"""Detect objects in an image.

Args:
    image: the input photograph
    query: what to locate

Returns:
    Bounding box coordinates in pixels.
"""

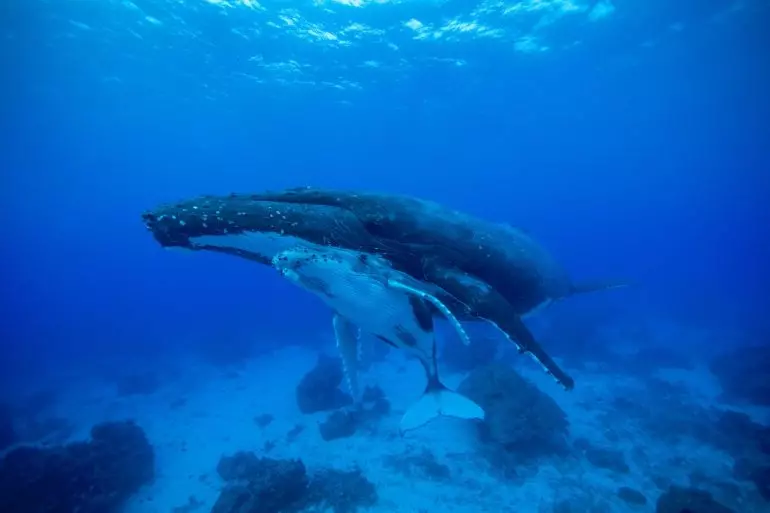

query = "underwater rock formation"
[710,344,770,406]
[213,457,308,513]
[317,385,390,442]
[319,411,357,441]
[695,409,770,501]
[360,385,390,418]
[307,467,378,513]
[296,355,353,414]
[253,413,274,429]
[613,382,770,502]
[711,410,770,458]
[213,452,377,513]
[0,420,154,513]
[610,380,748,449]
[172,495,204,513]
[617,486,647,506]
[458,363,568,465]
[217,451,267,481]
[750,465,770,502]
[577,441,630,474]
[654,485,735,513]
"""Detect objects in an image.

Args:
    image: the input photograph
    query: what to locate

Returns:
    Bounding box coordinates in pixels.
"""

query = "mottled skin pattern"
[142,187,622,390]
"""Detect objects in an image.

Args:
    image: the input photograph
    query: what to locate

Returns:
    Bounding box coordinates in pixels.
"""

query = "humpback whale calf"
[141,187,621,390]
[272,246,485,433]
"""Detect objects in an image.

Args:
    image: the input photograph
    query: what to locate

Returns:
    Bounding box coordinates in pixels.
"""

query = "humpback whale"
[272,246,485,433]
[141,187,620,390]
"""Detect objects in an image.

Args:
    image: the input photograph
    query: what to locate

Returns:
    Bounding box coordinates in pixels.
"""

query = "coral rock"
[296,355,352,414]
[617,486,647,506]
[655,485,735,513]
[212,453,377,513]
[458,363,569,459]
[319,411,357,441]
[0,420,154,513]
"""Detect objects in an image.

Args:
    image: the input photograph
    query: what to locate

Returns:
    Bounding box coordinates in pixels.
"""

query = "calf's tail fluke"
[400,381,485,434]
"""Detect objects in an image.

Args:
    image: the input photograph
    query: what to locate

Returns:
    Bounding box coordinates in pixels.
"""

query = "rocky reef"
[458,363,569,472]
[319,410,357,441]
[655,485,735,513]
[317,385,391,442]
[710,344,770,406]
[213,452,377,513]
[0,420,154,513]
[296,355,353,414]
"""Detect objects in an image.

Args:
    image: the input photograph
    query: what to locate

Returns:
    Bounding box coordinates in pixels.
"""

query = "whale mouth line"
[190,231,304,259]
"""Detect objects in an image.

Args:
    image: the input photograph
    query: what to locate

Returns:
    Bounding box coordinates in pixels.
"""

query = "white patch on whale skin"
[190,231,318,260]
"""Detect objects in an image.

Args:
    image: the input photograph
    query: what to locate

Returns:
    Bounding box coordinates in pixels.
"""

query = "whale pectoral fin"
[421,264,575,390]
[490,316,575,391]
[357,332,375,371]
[333,314,360,402]
[387,279,472,347]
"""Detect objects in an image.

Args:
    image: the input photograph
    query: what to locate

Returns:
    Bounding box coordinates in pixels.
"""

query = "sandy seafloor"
[49,333,770,513]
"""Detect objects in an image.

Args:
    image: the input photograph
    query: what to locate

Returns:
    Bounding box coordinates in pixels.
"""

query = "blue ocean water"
[1,0,769,512]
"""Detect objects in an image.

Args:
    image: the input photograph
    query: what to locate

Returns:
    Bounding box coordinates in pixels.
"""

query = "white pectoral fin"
[387,279,472,346]
[357,331,375,370]
[333,313,360,402]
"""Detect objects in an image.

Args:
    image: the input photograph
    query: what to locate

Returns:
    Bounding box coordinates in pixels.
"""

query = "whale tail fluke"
[399,380,485,433]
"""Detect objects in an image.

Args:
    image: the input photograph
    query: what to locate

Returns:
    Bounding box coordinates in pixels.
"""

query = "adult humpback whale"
[141,187,619,390]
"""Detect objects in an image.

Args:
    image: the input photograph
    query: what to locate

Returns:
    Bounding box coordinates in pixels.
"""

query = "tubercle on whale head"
[271,252,292,275]
[271,248,313,274]
[140,210,195,248]
[141,196,263,248]
[271,251,309,287]
[142,194,337,249]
